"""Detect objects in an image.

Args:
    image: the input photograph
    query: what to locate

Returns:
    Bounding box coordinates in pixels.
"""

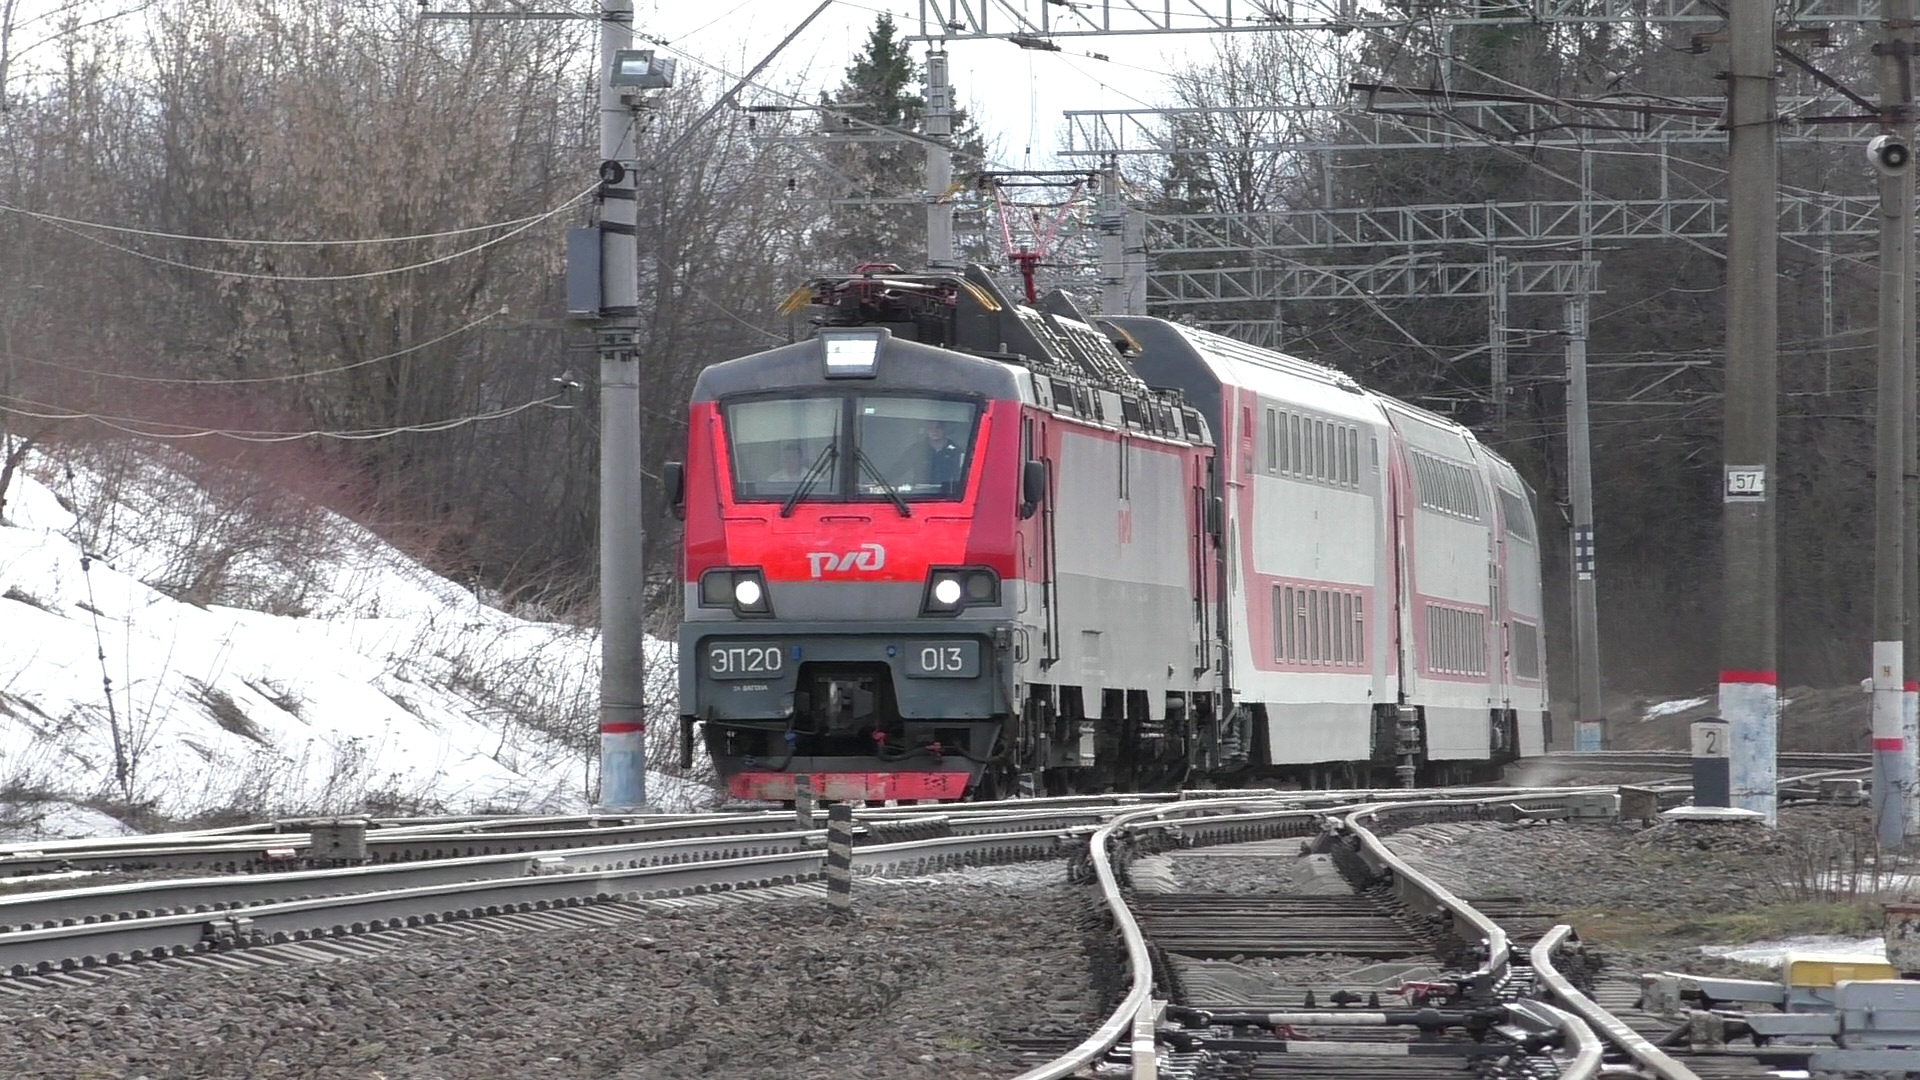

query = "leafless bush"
[2,585,51,613]
[1771,820,1920,904]
[186,679,268,745]
[0,740,69,837]
[0,431,40,527]
[397,615,717,811]
[51,441,341,614]
[245,677,304,718]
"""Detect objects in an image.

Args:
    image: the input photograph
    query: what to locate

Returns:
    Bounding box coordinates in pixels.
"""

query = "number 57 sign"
[1724,465,1767,502]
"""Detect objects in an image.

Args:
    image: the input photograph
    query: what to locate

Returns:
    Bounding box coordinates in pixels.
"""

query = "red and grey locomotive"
[667,265,1548,802]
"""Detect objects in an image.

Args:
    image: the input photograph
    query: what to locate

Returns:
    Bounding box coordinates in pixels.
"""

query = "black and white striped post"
[825,801,854,917]
[1691,718,1731,808]
[793,773,814,830]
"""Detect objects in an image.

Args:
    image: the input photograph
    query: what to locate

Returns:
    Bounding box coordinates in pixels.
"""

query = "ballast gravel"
[1143,804,1884,983]
[0,863,1109,1080]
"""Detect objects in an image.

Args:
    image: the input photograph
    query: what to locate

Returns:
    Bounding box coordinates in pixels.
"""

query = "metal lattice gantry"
[1149,191,1882,257]
[908,0,1880,42]
[1061,96,1876,157]
[1155,257,1593,305]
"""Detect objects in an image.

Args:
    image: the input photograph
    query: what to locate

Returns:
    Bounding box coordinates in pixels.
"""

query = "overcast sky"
[635,0,1216,172]
[2,1,1219,170]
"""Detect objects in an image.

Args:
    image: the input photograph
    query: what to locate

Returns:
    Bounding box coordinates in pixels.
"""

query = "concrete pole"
[1721,0,1780,825]
[597,0,647,810]
[1490,249,1509,436]
[1100,155,1126,315]
[1872,0,1914,843]
[1122,203,1147,315]
[925,49,954,267]
[1900,4,1920,831]
[1566,286,1604,752]
[1906,163,1920,833]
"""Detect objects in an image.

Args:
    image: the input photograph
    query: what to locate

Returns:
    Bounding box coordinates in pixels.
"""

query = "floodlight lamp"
[611,50,676,89]
[821,330,884,378]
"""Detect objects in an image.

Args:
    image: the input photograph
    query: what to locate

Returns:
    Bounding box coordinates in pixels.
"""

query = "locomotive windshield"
[725,394,980,504]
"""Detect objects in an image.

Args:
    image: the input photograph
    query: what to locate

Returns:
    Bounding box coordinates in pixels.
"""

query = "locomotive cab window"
[725,397,845,500]
[723,393,980,504]
[855,396,978,498]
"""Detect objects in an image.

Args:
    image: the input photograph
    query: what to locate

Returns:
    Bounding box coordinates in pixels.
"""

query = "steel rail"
[0,830,824,931]
[0,825,1076,977]
[1508,999,1605,1080]
[1531,750,1869,770]
[1532,924,1704,1080]
[1007,800,1173,1080]
[1008,790,1624,1080]
[1340,797,1516,979]
[0,804,1129,933]
[1002,793,1520,1079]
[0,785,1579,874]
[0,812,817,875]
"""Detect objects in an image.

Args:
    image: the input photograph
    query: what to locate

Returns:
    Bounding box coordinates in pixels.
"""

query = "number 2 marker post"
[1691,718,1730,808]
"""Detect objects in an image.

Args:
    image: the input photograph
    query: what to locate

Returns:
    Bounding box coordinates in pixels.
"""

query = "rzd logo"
[807,542,885,578]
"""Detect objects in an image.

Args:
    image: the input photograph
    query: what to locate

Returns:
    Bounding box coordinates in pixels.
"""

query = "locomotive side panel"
[1035,421,1210,711]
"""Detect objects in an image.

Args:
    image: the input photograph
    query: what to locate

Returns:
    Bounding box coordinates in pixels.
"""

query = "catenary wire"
[14,309,506,386]
[0,392,570,443]
[0,199,590,248]
[20,183,599,283]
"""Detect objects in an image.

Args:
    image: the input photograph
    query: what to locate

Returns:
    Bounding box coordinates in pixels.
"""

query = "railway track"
[0,787,1593,988]
[1526,750,1868,773]
[0,784,1864,1077]
[0,786,1544,876]
[1004,791,1808,1080]
[0,801,1138,876]
[0,818,1096,981]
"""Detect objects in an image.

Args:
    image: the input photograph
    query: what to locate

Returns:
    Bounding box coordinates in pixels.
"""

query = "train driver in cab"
[766,442,809,486]
[915,420,963,490]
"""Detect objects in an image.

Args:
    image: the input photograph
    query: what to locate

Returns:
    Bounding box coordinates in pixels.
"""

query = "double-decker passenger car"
[667,265,1547,801]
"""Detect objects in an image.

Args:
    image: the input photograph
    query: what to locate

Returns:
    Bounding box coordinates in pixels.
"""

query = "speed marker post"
[824,801,854,918]
[1691,718,1731,808]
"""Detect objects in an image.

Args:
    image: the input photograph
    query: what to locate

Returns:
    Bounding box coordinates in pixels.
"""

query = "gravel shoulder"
[0,863,1108,1080]
[1389,804,1888,977]
[1144,805,1888,985]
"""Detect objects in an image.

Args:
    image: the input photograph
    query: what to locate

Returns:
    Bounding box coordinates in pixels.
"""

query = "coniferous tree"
[807,14,988,271]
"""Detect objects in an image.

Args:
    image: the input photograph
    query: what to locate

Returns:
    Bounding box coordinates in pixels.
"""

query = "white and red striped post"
[1873,644,1905,847]
[1722,672,1776,825]
[1904,681,1918,831]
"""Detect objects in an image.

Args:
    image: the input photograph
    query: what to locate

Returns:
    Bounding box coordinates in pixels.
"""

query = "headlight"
[734,578,763,607]
[922,566,998,615]
[699,568,772,616]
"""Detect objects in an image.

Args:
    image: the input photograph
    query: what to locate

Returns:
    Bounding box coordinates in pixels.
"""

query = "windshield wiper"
[855,446,913,518]
[780,443,838,518]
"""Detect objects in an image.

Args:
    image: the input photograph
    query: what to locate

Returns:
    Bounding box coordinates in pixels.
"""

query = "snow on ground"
[0,446,699,832]
[1642,696,1710,722]
[1699,935,1887,967]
